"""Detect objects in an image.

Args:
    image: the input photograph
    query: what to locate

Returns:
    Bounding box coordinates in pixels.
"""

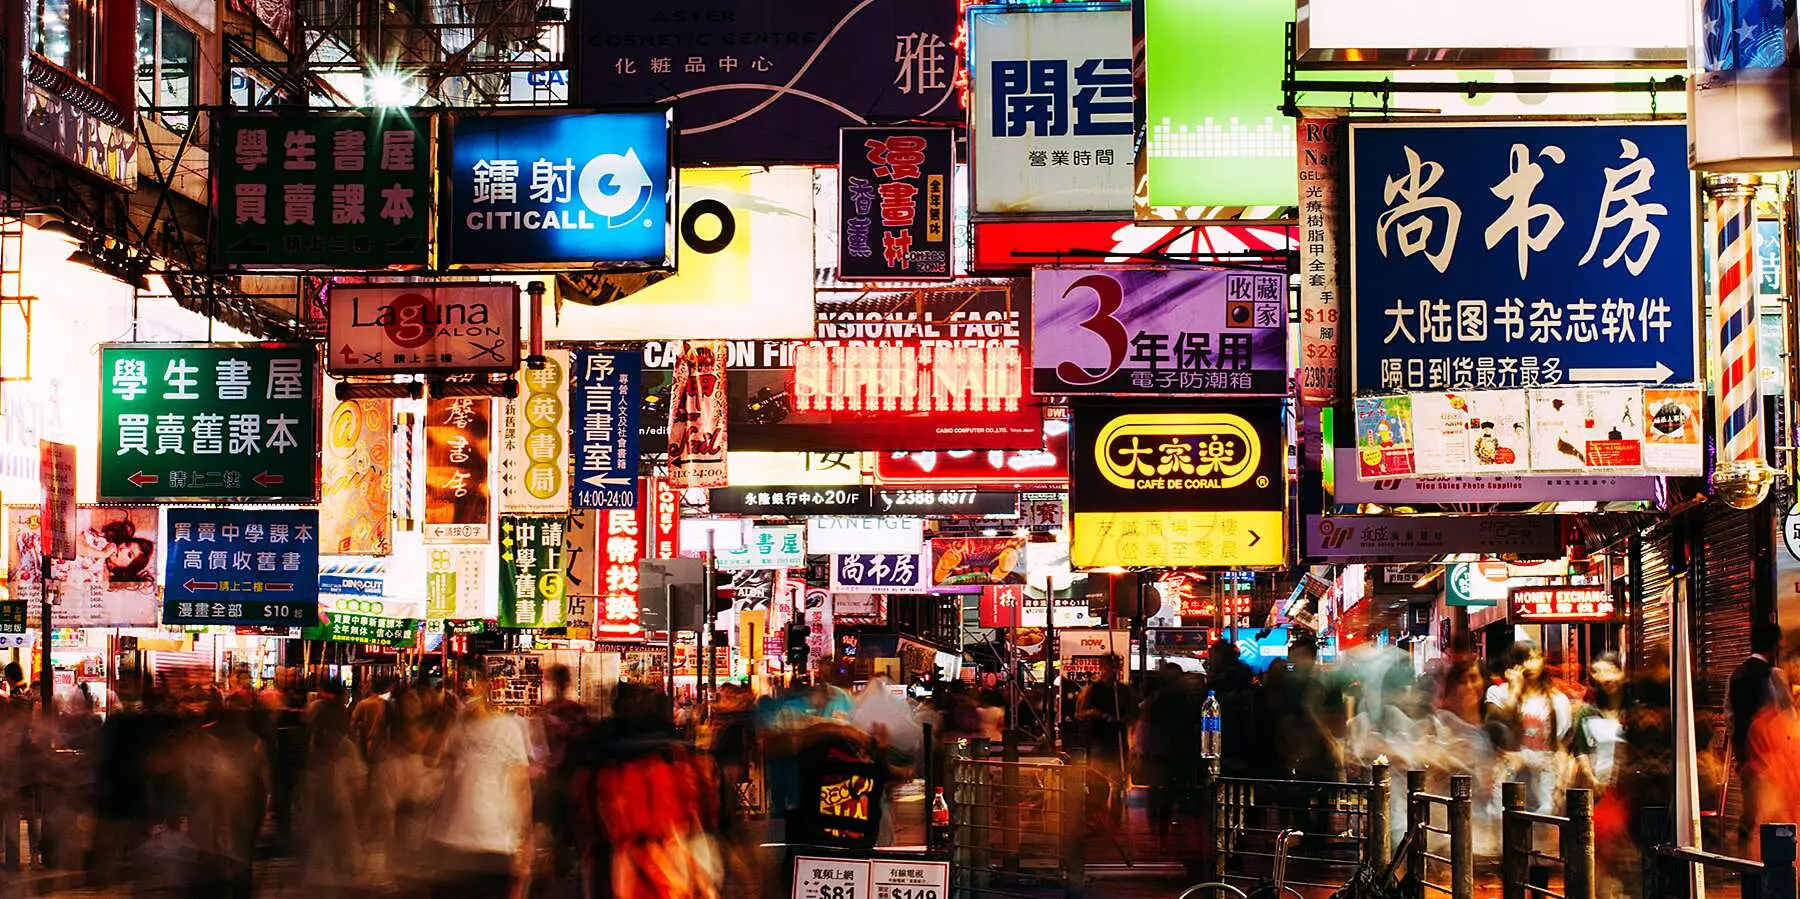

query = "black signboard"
[709,486,1020,517]
[837,126,955,280]
[0,601,24,634]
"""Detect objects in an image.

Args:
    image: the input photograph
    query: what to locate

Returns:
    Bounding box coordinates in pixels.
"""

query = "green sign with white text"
[1139,0,1296,209]
[303,611,419,647]
[99,344,320,502]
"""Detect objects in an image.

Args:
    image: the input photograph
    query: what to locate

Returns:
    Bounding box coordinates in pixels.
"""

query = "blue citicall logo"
[578,148,657,229]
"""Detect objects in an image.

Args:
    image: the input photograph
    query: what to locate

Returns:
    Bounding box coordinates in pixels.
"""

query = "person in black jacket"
[1728,621,1790,849]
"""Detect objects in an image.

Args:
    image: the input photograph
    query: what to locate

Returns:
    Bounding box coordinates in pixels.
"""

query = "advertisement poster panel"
[929,536,1025,586]
[423,396,491,543]
[668,341,729,489]
[58,506,160,627]
[320,397,392,554]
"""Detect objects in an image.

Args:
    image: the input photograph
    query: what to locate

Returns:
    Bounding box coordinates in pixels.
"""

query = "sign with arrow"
[1069,401,1287,568]
[162,508,320,626]
[498,516,569,629]
[569,348,641,509]
[99,343,320,502]
[326,282,519,375]
[1347,120,1696,392]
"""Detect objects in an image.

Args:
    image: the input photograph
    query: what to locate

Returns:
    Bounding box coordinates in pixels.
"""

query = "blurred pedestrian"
[425,670,533,899]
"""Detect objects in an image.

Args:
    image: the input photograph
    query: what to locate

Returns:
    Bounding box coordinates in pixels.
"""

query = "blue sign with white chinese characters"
[444,111,675,267]
[163,508,320,626]
[570,348,641,509]
[1348,120,1697,392]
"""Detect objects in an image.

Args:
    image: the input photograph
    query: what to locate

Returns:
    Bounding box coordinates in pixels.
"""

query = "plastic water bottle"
[1201,690,1222,758]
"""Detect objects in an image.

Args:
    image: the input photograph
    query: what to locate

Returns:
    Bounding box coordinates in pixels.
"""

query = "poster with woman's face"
[61,506,159,627]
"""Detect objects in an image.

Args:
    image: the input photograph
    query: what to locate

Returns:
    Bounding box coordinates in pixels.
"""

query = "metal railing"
[1405,771,1474,899]
[1656,823,1798,899]
[1199,759,1391,891]
[1501,782,1595,899]
[949,753,1085,899]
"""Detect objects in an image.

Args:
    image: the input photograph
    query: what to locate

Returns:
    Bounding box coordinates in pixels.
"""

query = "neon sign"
[1508,585,1615,623]
[791,343,1022,414]
[595,508,645,640]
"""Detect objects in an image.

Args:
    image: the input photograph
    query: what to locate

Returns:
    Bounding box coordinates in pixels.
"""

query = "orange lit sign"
[791,343,1023,414]
[1508,585,1615,623]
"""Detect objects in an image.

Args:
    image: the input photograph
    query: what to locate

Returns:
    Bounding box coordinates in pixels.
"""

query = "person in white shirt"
[427,670,533,899]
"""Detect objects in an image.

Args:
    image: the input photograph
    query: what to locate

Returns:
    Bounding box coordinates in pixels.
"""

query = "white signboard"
[714,525,805,571]
[871,859,951,899]
[789,856,949,899]
[969,6,1135,215]
[806,516,924,555]
[792,856,871,899]
[327,283,519,374]
[1298,0,1685,64]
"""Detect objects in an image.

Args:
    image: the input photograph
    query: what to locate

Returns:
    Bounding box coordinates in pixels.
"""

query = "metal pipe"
[1501,782,1528,899]
[1369,762,1391,867]
[1407,770,1427,899]
[1450,775,1474,899]
[1562,789,1594,899]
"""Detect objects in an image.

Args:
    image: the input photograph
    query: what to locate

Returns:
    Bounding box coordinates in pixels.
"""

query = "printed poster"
[668,340,728,489]
[498,349,571,514]
[1353,395,1415,479]
[1529,387,1643,471]
[425,544,485,620]
[59,506,159,627]
[930,536,1025,586]
[6,506,47,605]
[424,396,491,543]
[499,516,568,629]
[1643,387,1705,473]
[1462,390,1530,472]
[320,396,393,555]
[1409,393,1470,475]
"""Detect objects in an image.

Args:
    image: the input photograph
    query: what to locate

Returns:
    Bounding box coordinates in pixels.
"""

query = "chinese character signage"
[1329,449,1661,503]
[215,113,430,268]
[972,220,1297,273]
[930,536,1026,586]
[443,111,675,268]
[668,341,728,489]
[424,396,491,543]
[969,6,1133,215]
[0,601,22,634]
[307,573,419,647]
[1348,120,1697,391]
[716,525,805,571]
[6,506,45,605]
[327,283,519,375]
[1139,0,1296,209]
[710,487,875,516]
[425,544,485,620]
[499,516,567,628]
[578,0,959,165]
[838,126,953,280]
[163,508,320,626]
[831,551,929,594]
[100,344,320,502]
[39,440,75,559]
[1305,514,1563,561]
[1070,403,1287,569]
[498,350,571,514]
[320,397,393,555]
[877,424,1067,487]
[1032,268,1287,396]
[597,508,645,639]
[60,507,160,627]
[1509,585,1616,623]
[1298,118,1345,406]
[570,348,641,508]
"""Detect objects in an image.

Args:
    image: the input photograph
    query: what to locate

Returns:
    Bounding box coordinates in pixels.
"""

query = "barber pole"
[1707,175,1774,508]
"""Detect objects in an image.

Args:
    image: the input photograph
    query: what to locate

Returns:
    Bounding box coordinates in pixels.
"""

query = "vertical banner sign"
[597,507,646,640]
[1347,121,1697,392]
[163,508,320,626]
[498,516,568,628]
[425,544,484,620]
[563,509,602,639]
[837,126,955,280]
[1298,118,1344,406]
[968,5,1135,215]
[320,397,393,555]
[570,348,642,508]
[499,349,572,513]
[38,440,75,559]
[1031,268,1288,396]
[60,507,160,626]
[7,506,45,605]
[424,396,491,542]
[99,344,320,501]
[647,477,681,559]
[668,341,728,488]
[215,114,431,268]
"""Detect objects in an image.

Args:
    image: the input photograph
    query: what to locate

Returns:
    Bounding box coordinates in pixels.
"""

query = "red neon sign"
[791,343,1022,413]
[648,477,681,560]
[1508,585,1615,623]
[595,508,645,640]
[878,424,1067,487]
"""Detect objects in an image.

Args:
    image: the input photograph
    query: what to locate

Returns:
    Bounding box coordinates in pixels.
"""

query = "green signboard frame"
[98,343,322,502]
[214,112,434,269]
[303,612,419,647]
[499,515,569,629]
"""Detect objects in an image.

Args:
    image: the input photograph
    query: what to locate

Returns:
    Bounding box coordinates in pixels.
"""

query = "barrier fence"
[1199,760,1389,891]
[1406,771,1474,899]
[948,753,1085,899]
[1500,782,1594,899]
[1657,824,1798,899]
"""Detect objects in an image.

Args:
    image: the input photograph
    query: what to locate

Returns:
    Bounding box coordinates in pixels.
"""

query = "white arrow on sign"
[1566,361,1673,383]
[583,475,633,488]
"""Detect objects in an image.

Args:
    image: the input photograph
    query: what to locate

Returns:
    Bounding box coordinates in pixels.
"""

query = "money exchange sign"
[163,508,320,626]
[100,344,319,502]
[1348,120,1696,391]
[499,516,567,629]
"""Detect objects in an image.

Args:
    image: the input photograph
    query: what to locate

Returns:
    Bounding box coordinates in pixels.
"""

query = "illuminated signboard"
[971,220,1296,273]
[791,343,1021,413]
[597,508,645,640]
[877,422,1068,487]
[646,477,680,560]
[1508,585,1616,623]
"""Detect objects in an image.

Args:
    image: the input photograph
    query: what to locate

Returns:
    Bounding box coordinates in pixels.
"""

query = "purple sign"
[1330,450,1662,504]
[1305,514,1564,562]
[1031,268,1288,396]
[838,126,955,280]
[577,0,959,165]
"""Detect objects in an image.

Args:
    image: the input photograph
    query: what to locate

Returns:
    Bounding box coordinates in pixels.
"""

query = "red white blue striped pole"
[1707,174,1774,509]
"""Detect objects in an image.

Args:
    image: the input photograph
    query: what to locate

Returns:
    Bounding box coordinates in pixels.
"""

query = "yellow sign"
[1093,413,1266,492]
[1071,511,1286,568]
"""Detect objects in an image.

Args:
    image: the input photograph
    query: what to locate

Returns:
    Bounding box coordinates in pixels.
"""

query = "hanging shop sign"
[498,350,571,514]
[498,516,568,629]
[806,517,924,556]
[597,507,647,640]
[1295,0,1684,66]
[971,220,1297,272]
[578,0,958,165]
[163,508,320,626]
[561,508,600,639]
[729,452,865,486]
[1023,492,1067,532]
[326,283,519,374]
[99,344,320,502]
[930,536,1025,587]
[1138,0,1296,210]
[1444,562,1498,608]
[307,573,418,647]
[668,341,729,488]
[877,424,1067,487]
[1348,120,1697,392]
[57,506,160,627]
[647,477,680,559]
[968,5,1133,216]
[320,397,393,555]
[425,544,485,620]
[569,348,641,509]
[1350,386,1705,479]
[978,584,1026,628]
[20,82,138,188]
[1304,514,1564,561]
[423,396,492,542]
[443,110,676,268]
[1508,584,1617,623]
[1031,268,1287,396]
[6,506,45,605]
[710,486,874,516]
[1329,450,1662,503]
[214,113,431,268]
[0,601,22,634]
[715,525,806,571]
[39,441,75,560]
[837,126,955,280]
[1298,117,1345,406]
[1070,403,1287,569]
